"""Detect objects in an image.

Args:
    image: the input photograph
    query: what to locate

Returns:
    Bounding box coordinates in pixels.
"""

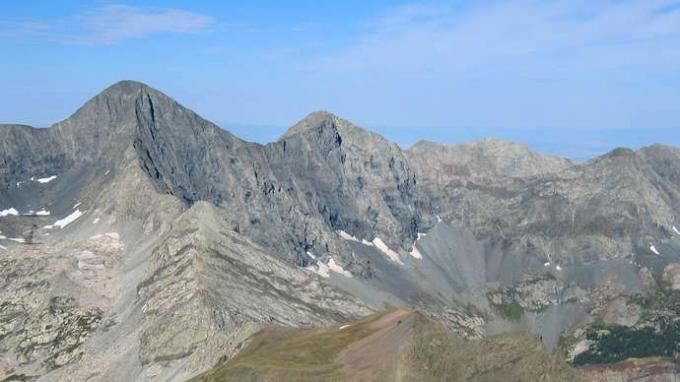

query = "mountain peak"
[280,110,341,139]
[106,79,151,91]
[95,80,167,103]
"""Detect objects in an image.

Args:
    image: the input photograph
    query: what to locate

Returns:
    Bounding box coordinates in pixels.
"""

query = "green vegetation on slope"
[573,322,680,365]
[194,312,383,382]
[493,302,525,321]
[193,309,578,382]
[573,289,680,366]
[403,327,579,381]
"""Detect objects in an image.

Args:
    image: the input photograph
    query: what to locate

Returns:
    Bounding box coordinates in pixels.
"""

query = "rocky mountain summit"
[1,81,680,381]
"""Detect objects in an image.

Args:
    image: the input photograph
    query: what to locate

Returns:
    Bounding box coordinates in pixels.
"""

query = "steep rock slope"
[0,82,374,381]
[408,141,680,268]
[267,111,420,260]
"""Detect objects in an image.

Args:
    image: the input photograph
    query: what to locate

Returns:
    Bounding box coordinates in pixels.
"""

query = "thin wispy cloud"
[0,3,214,44]
[291,0,680,131]
[311,1,680,77]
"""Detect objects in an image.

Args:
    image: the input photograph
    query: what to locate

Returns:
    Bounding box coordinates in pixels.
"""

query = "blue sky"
[1,1,679,160]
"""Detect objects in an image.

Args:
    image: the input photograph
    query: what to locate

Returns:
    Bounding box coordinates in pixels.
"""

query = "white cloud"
[0,4,214,45]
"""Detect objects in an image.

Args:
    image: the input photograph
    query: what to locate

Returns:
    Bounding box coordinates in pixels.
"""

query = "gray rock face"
[267,111,420,254]
[2,80,680,380]
[409,139,680,267]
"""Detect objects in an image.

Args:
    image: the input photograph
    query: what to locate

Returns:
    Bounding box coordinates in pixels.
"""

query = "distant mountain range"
[1,81,680,381]
[219,122,680,163]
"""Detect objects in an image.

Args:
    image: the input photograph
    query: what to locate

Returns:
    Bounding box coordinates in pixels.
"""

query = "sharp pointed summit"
[280,110,345,140]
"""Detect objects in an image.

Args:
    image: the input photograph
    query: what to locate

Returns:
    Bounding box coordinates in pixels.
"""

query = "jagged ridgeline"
[1,81,680,381]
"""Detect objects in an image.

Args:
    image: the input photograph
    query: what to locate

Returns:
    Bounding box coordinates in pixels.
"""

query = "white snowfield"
[338,230,359,242]
[650,245,660,255]
[306,254,352,278]
[8,238,25,243]
[313,261,331,278]
[0,230,6,240]
[674,226,680,235]
[327,257,353,277]
[372,237,404,265]
[35,175,57,184]
[409,245,423,259]
[338,230,405,264]
[45,209,84,229]
[0,208,19,217]
[409,232,427,259]
[24,209,50,216]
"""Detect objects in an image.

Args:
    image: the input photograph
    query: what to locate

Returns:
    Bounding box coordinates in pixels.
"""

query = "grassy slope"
[194,311,390,382]
[403,327,579,381]
[193,309,579,382]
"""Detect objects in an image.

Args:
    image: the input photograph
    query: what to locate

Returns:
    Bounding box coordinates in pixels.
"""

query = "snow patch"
[73,202,82,209]
[309,261,330,278]
[409,232,427,259]
[555,265,562,271]
[33,209,50,216]
[305,251,316,260]
[674,226,680,235]
[328,257,353,277]
[373,237,403,265]
[409,245,423,259]
[306,256,352,278]
[45,209,83,229]
[93,217,100,224]
[8,238,25,243]
[544,262,551,267]
[35,175,57,184]
[0,208,19,217]
[338,230,360,242]
[0,244,6,251]
[337,230,374,247]
[339,325,351,330]
[650,245,660,255]
[436,215,442,223]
